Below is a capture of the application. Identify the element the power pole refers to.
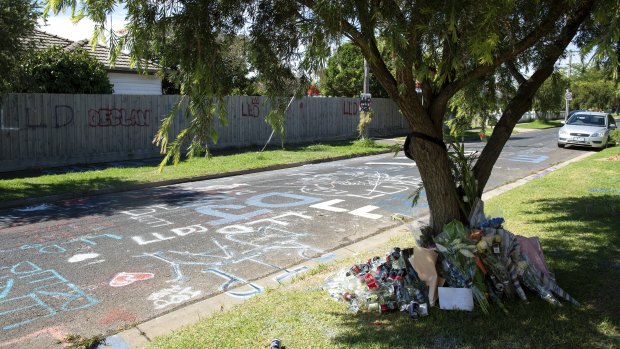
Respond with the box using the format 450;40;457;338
363;59;369;94
565;51;574;121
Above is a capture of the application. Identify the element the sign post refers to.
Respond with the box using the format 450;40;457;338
564;89;572;121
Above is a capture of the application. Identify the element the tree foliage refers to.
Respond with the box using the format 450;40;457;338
323;42;388;98
15;47;113;94
0;0;39;94
44;0;620;231
532;72;569;119
570;65;619;112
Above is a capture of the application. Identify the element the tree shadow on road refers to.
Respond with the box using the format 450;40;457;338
0;178;223;228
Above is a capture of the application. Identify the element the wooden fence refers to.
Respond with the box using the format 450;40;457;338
0;94;409;172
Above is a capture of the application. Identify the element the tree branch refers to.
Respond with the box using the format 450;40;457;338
432;2;567;113
473;0;596;196
506;60;526;85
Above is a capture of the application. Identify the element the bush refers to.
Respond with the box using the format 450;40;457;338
610;128;620;145
16;47;113;94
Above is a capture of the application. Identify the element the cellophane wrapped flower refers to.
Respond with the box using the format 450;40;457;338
434;220;490;314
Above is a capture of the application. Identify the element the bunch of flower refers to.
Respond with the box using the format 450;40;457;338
434;220;490;314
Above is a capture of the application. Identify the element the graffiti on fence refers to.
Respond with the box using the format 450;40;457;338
88;108;150;127
241;97;260;117
343;100;358;116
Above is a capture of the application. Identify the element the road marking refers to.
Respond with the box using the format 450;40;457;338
310;199;349;212
349;205;382;219
508;154;549;163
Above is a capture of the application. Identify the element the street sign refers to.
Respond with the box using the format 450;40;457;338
565;90;573;101
360;93;372;112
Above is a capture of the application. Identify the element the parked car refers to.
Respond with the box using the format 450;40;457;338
557;111;617;149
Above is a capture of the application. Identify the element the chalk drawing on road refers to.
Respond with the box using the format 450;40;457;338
18;234;122;256
0;326;67;348
296;172;422;199
15;204;53;212
68;253;100;263
109;272;155;287
273;266;310;283
507;154;549;164
139;214;322;299
365;162;417;167
83;260;106;267
147;285;202;310
132;224;209;245
375;192;429;217
0;261;99;331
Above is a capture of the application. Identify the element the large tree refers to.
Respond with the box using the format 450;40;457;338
0;0;39;94
45;0;619;233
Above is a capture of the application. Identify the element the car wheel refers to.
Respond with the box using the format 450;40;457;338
557;143;565;148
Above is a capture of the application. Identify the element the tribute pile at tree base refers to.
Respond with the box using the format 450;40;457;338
323;200;579;317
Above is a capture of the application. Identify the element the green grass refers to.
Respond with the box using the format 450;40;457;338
0;140;390;203
146;147;620;349
516;119;564;129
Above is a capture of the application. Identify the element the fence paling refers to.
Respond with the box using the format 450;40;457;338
0;94;409;172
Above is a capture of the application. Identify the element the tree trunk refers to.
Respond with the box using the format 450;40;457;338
401;106;461;233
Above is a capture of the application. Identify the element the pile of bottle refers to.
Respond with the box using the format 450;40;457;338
323;247;429;319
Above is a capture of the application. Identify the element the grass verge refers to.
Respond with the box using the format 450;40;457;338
0;140;391;203
146;146;620;349
516;119;563;129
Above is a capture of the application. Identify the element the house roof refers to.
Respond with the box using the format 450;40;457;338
26;29;158;73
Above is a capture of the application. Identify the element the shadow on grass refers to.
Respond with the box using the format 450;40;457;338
522;195;620;319
329;194;619;349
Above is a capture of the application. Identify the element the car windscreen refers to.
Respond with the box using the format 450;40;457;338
566;114;606;126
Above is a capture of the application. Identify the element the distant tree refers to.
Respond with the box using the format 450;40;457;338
570;65;618;112
533;72;569;119
0;0;39;94
16;47;113;94
323;43;388;98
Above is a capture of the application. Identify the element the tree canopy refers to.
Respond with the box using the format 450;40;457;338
45;0;620;232
570;65;619;112
0;0;39;94
532;72;569;119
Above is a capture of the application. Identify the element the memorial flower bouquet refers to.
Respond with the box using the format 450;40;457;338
434;220;490;314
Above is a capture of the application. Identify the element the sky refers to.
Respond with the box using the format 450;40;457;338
37;6;128;42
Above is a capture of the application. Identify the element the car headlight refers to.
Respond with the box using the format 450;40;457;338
591;131;605;137
559;129;568;136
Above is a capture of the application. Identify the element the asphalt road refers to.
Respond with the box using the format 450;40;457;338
0;128;589;348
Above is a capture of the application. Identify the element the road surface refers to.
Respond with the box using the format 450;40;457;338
0;128;588;348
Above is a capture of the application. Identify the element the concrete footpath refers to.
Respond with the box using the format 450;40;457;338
101;149;593;349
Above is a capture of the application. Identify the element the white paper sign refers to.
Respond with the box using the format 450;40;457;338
438;287;474;311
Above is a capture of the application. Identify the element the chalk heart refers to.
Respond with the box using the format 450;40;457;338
110;272;155;287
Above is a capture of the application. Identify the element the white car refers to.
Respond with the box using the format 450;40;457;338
558;111;617;149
